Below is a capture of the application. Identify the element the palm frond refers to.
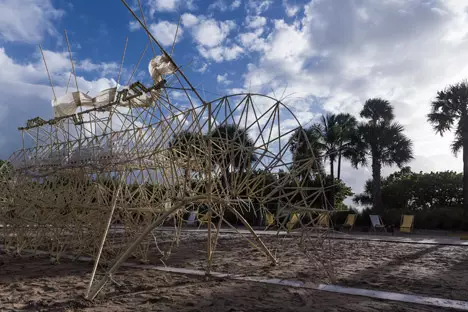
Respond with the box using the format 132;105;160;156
379;122;414;167
360;98;394;123
451;134;463;156
428;81;468;135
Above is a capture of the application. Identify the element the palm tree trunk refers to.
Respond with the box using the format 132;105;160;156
337;148;342;180
329;158;335;210
371;155;383;212
463;136;468;212
224;165;231;194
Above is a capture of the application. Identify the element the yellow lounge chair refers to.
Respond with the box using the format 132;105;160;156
287;213;299;232
317;213;330;229
265;211;275;227
400;215;414;233
341;214;356;231
197;208;211;228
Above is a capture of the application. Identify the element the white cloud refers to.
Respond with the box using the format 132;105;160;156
209;0;242;11
0;48;119;86
0;48;119;159
183;15;242;62
147;0;196;15
149;21;184;47
282;0;300;17
181;13;199;27
0;0;64;43
239;16;268;52
239;16;267;52
217;73;232;85
241;0;468;198
199;44;244;63
245;15;267;29
78;59;120;76
194;62;208;73
232;0;242;9
246;0;273;15
192;19;235;47
238;29;267;52
223;45;244;60
38;50;72;74
151;0;178;12
129;20;141;32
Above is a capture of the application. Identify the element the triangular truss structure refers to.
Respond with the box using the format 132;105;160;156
0;1;330;300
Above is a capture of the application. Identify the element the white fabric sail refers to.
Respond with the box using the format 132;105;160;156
93;88;117;107
52;89;117;118
148;54;176;83
52;92;92;117
51;55;175;117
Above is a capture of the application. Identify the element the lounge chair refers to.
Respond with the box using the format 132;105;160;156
187;210;197;226
197;208;211;228
264;211;275;227
341;213;356;231
369;214;386;232
287;213;300;232
400;215;414;233
316;213;330;229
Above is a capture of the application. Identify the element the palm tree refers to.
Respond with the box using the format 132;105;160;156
297;114;357;208
209;124;257;190
351;98;413;212
335;113;358;180
169;130;204;194
428;81;468;211
289;127;326;210
289;126;324;181
312;115;340;183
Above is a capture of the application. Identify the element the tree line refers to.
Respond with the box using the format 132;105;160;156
292;80;468;214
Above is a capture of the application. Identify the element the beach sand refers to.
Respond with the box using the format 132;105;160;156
1;231;467;311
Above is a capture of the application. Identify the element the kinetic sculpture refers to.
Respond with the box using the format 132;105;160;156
0;0;330;300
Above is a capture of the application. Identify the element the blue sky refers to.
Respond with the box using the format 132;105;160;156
1;0;468;202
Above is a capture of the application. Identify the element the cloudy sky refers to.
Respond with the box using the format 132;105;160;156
1;0;467;205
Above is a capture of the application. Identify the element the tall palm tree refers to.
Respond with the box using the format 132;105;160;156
289;127;326;209
310;115;340;209
289;126;324;181
428;81;468;210
302;114;357;208
312;115;340;182
351;98;413;212
335;113;358;180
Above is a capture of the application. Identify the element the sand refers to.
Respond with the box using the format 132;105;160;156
1;231;467;311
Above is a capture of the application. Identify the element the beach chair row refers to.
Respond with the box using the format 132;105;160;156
268;212;415;234
184;209;415;234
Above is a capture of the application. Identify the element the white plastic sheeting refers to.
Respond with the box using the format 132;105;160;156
148;54;176;83
52;88;117;118
51;54;175;117
52;92;92;117
94;88;117;107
